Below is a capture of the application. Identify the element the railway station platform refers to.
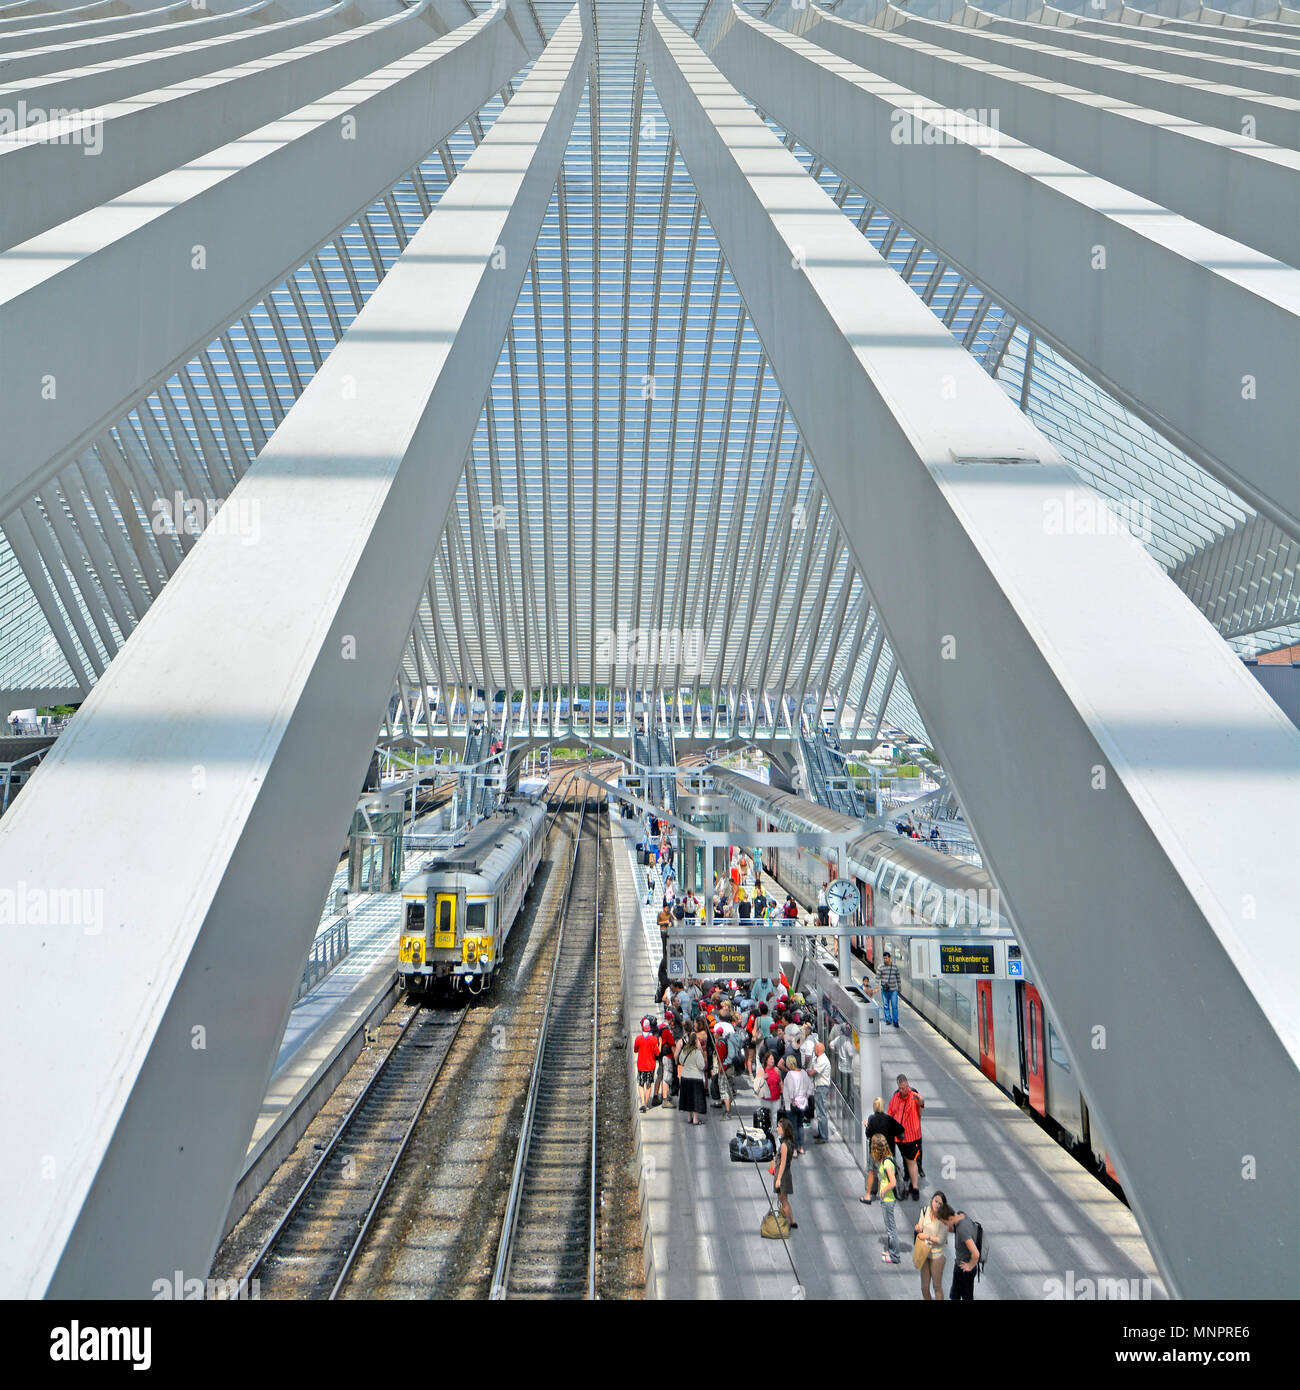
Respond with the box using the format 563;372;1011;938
609;810;1166;1301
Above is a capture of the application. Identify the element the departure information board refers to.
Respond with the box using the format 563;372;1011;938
938;943;996;976
695;942;752;976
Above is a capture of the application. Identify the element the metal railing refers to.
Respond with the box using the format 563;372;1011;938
297;916;351;999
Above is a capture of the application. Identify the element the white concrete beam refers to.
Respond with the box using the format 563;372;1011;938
0;5;585;1298
897;10;1300;149
0;2;528;517
650;3;1300;1300
712;8;1300;542
0;4;444;249
797;6;1300;266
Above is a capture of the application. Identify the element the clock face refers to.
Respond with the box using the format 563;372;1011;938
828;879;858;913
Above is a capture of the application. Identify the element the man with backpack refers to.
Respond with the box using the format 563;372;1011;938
945;1208;983;1300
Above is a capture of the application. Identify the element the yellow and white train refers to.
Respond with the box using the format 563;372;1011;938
398;797;547;996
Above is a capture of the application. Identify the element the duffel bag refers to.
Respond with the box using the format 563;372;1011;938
760;1210;791;1240
729;1128;775;1163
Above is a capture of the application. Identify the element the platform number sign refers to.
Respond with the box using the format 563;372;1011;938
667;936;685;978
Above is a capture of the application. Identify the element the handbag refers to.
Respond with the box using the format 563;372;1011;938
912;1235;931;1270
761;1210;791;1240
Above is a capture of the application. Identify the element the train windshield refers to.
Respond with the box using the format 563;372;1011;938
467;901;487;931
405;902;425;933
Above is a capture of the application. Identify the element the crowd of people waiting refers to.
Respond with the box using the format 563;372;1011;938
632;824;985;1298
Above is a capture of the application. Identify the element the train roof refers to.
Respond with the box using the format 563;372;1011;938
706;764;993;898
419;802;536;875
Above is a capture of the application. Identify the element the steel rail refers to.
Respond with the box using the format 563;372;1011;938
489;783;593;1299
243;772;581;1298
239;1000;427;1293
328;1007;468;1298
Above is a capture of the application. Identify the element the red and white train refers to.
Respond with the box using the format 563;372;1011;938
708;765;1124;1195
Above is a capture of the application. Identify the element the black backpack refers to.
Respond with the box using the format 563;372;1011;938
972;1219;988;1279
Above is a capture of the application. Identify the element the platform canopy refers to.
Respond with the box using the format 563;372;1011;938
0;0;1296;1300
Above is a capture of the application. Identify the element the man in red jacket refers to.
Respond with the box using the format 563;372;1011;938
887;1073;925;1199
634;1018;661;1114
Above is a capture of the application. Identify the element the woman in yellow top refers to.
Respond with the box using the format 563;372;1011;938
914;1191;955;1301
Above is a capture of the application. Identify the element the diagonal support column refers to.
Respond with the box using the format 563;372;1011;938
0;7;586;1298
649;4;1299;1301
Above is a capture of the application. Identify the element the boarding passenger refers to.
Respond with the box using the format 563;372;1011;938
888;1074;926;1200
656;1012;679;1105
861;1098;905;1204
808;1041;833;1144
634;1018;660;1113
676;1030;708;1125
946;1208;981;1300
759;1055;782;1132
773;1119;798;1231
877;950;902;1029
914;1193;953;1301
712;1026;734;1116
870;1134;902;1264
783;1054;813;1156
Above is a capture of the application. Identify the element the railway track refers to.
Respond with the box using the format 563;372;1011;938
229;775;593;1299
239;1003;466;1299
491;788;603;1299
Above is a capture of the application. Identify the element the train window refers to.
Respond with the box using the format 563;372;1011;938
437;898;453;932
405;902;425;932
1047;1021;1071;1072
951;989;972;1032
1029;1000;1041;1072
467;902;487;931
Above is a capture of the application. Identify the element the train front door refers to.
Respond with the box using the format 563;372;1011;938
433;892;457;950
1024;982;1047;1115
976;979;997;1081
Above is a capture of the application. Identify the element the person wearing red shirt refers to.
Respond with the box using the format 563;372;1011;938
634;1018;660;1113
654;1012;678;1107
887;1073;926;1199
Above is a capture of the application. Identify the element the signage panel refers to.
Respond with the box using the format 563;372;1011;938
696;942;752;975
938;942;996;976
